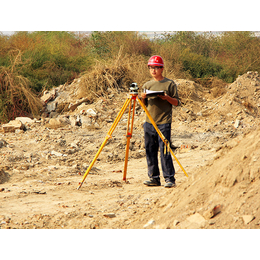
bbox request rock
[186,213,206,227]
[49,112,59,118]
[80,116,92,128]
[68,98,90,111]
[48,118,61,128]
[86,108,97,117]
[50,151,67,157]
[103,213,116,218]
[0,139,8,148]
[13,169,20,174]
[69,116,77,126]
[143,219,155,228]
[69,115,81,126]
[242,215,255,225]
[15,117,33,124]
[41,89,56,103]
[163,203,173,213]
[234,119,240,128]
[46,101,57,112]
[47,117,70,129]
[2,120,25,133]
[173,220,180,226]
[203,204,222,219]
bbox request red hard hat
[147,55,164,67]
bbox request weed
[0,50,43,123]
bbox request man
[141,55,180,188]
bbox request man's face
[148,66,163,78]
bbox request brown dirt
[1,71,260,230]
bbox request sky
[1,1,258,33]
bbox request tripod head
[129,83,139,94]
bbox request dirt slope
[0,71,260,229]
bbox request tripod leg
[123,97,136,180]
[77,97,131,190]
[137,96,188,178]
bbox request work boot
[143,179,161,186]
[164,181,176,188]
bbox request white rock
[173,220,180,226]
[80,116,92,128]
[46,101,57,112]
[186,213,206,227]
[2,120,25,133]
[50,151,67,157]
[15,117,33,124]
[41,90,56,103]
[87,108,97,117]
[242,215,255,225]
[103,213,116,218]
[234,119,240,128]
[143,219,155,228]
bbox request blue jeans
[143,122,175,183]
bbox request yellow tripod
[77,83,188,190]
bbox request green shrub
[89,31,152,58]
[180,48,223,79]
[5,31,93,92]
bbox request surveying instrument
[77,83,188,190]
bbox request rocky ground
[0,71,260,229]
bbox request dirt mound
[133,126,260,229]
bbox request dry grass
[77,48,150,100]
[0,50,43,122]
[195,77,227,98]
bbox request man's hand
[159,93,179,106]
[141,93,147,99]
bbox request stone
[13,169,20,174]
[41,89,56,103]
[46,101,57,112]
[234,119,240,128]
[203,204,222,219]
[173,220,180,226]
[68,98,90,111]
[69,116,77,126]
[0,139,8,148]
[103,213,116,218]
[50,151,67,157]
[163,203,173,213]
[15,117,33,124]
[86,108,97,117]
[143,219,155,228]
[69,115,81,126]
[186,213,206,227]
[49,112,59,118]
[80,116,92,128]
[2,120,25,133]
[242,215,255,225]
[48,117,70,129]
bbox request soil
[1,71,260,229]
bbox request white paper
[145,89,165,96]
